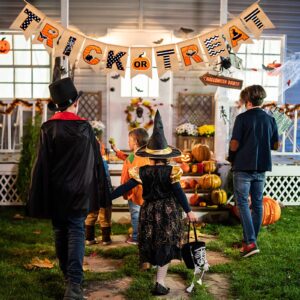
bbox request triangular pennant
[155,44,179,77]
[54,29,85,65]
[240,3,275,39]
[77,38,107,72]
[104,45,129,77]
[10,3,46,40]
[222,18,253,52]
[130,47,153,78]
[199,29,229,63]
[32,17,64,54]
[177,38,205,70]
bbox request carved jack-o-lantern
[181,149,193,163]
[0,37,10,54]
[132,53,151,71]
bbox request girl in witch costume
[111,110,197,296]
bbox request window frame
[0,31,52,99]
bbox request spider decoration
[220,105,229,125]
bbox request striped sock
[156,264,169,287]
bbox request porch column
[61,0,69,76]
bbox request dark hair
[240,85,266,106]
[150,158,169,165]
[129,128,149,147]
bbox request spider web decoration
[78,92,102,120]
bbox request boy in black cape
[28,77,111,300]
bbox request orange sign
[200,73,243,90]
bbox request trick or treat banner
[10,1,275,77]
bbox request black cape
[27,119,111,219]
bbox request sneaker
[85,239,98,246]
[126,237,138,245]
[102,240,112,246]
[241,243,260,258]
[152,282,170,296]
[239,241,247,253]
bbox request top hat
[135,110,181,159]
[48,77,83,111]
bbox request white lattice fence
[0,164,22,205]
[265,166,300,205]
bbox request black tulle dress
[111,165,191,267]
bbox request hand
[187,211,198,222]
[111,144,119,153]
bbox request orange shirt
[117,150,149,206]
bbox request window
[227,36,284,103]
[0,32,51,99]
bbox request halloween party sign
[10,1,274,78]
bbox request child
[111,110,197,295]
[85,121,113,245]
[110,128,150,245]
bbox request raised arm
[111,178,139,200]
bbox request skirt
[138,196,183,266]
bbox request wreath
[125,97,158,131]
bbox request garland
[125,98,161,131]
[262,102,300,118]
[0,98,50,115]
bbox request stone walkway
[83,234,231,299]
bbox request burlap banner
[130,47,152,78]
[9,1,275,77]
[32,17,64,53]
[77,38,107,72]
[177,37,205,70]
[240,3,275,39]
[222,18,253,52]
[155,44,179,77]
[199,29,229,63]
[10,2,45,40]
[54,29,86,65]
[104,45,129,77]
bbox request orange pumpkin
[203,160,216,173]
[180,179,189,189]
[192,144,211,162]
[180,162,190,173]
[188,178,198,189]
[198,174,221,190]
[181,149,193,163]
[262,196,281,225]
[0,37,10,54]
[189,192,200,206]
[211,189,227,205]
[132,53,151,71]
[199,201,207,207]
[191,164,198,173]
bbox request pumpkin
[180,179,189,189]
[188,178,198,189]
[199,201,207,207]
[191,164,198,173]
[203,160,216,173]
[181,149,193,163]
[132,53,151,71]
[0,37,10,54]
[211,189,227,205]
[197,163,204,174]
[189,192,200,206]
[262,196,281,226]
[198,174,221,190]
[180,162,190,173]
[192,143,211,162]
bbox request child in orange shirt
[111,128,150,245]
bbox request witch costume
[111,111,192,268]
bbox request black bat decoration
[160,77,170,82]
[153,38,164,44]
[179,27,194,34]
[111,74,120,79]
[135,86,144,92]
[186,49,196,57]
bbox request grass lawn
[0,206,299,299]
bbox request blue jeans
[52,216,86,284]
[233,171,266,245]
[128,200,140,242]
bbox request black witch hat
[135,110,181,159]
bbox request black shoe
[63,281,84,300]
[152,282,170,295]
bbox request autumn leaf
[24,257,54,270]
